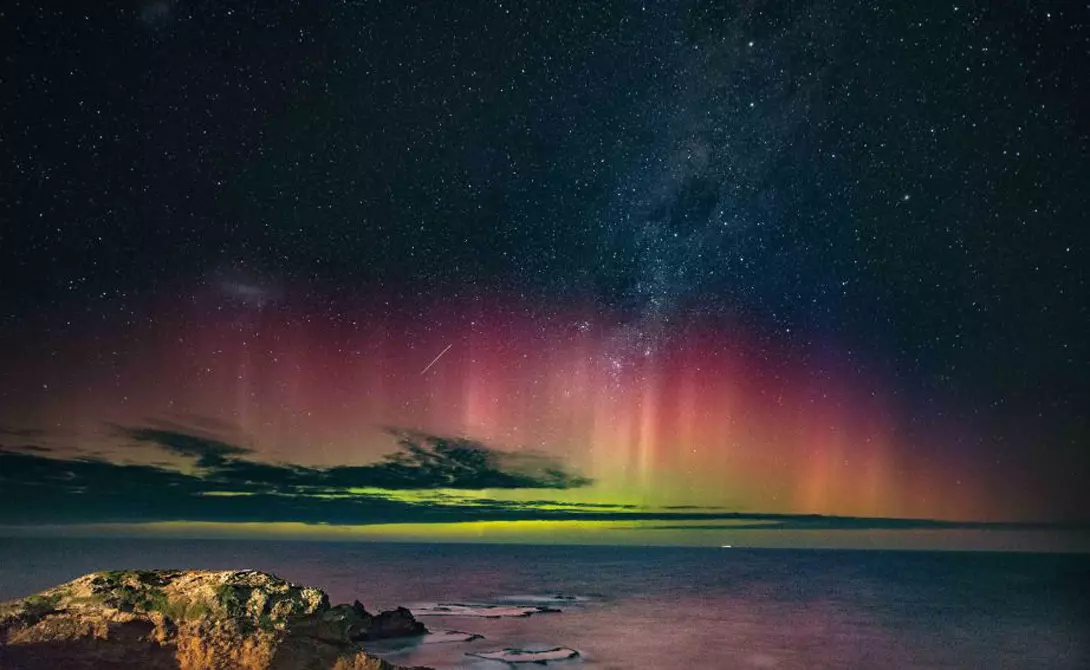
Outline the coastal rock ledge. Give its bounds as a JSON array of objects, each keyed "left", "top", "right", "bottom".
[{"left": 0, "top": 569, "right": 431, "bottom": 670}]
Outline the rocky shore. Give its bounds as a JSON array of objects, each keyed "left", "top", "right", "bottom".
[{"left": 0, "top": 569, "right": 431, "bottom": 670}]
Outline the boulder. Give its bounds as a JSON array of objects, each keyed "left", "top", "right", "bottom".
[
  {"left": 0, "top": 569, "right": 430, "bottom": 670},
  {"left": 356, "top": 608, "right": 426, "bottom": 641}
]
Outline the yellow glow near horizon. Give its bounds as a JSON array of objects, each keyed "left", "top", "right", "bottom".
[
  {"left": 196, "top": 486, "right": 664, "bottom": 511},
  {"left": 3, "top": 520, "right": 1086, "bottom": 553}
]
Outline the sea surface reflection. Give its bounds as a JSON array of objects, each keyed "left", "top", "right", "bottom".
[{"left": 0, "top": 539, "right": 1085, "bottom": 668}]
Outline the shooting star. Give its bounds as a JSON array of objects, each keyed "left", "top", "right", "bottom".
[{"left": 420, "top": 344, "right": 453, "bottom": 374}]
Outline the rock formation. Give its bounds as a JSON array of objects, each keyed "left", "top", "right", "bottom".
[{"left": 0, "top": 569, "right": 430, "bottom": 670}]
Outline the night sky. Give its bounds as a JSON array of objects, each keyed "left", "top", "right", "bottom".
[{"left": 1, "top": 1, "right": 1087, "bottom": 548}]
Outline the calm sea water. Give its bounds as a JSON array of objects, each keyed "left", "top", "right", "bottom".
[{"left": 0, "top": 538, "right": 1086, "bottom": 669}]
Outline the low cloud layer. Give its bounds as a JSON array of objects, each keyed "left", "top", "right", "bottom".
[
  {"left": 1, "top": 425, "right": 596, "bottom": 525},
  {"left": 122, "top": 426, "right": 252, "bottom": 467},
  {"left": 1, "top": 425, "right": 1083, "bottom": 532},
  {"left": 114, "top": 425, "right": 593, "bottom": 491}
]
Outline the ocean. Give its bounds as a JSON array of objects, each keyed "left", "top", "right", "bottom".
[{"left": 0, "top": 538, "right": 1086, "bottom": 669}]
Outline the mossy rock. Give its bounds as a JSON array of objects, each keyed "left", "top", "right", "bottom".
[{"left": 0, "top": 569, "right": 422, "bottom": 670}]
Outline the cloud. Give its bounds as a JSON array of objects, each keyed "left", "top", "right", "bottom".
[
  {"left": 0, "top": 443, "right": 50, "bottom": 453},
  {"left": 118, "top": 426, "right": 253, "bottom": 467},
  {"left": 0, "top": 424, "right": 597, "bottom": 524},
  {"left": 112, "top": 425, "right": 592, "bottom": 491},
  {"left": 0, "top": 427, "right": 45, "bottom": 438},
  {"left": 320, "top": 428, "right": 593, "bottom": 490},
  {"left": 628, "top": 515, "right": 1090, "bottom": 532},
  {"left": 0, "top": 448, "right": 605, "bottom": 526},
  {"left": 4, "top": 427, "right": 1083, "bottom": 531},
  {"left": 2, "top": 442, "right": 1082, "bottom": 531}
]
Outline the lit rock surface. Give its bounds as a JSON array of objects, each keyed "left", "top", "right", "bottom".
[
  {"left": 408, "top": 603, "right": 560, "bottom": 618},
  {"left": 467, "top": 647, "right": 580, "bottom": 663},
  {"left": 0, "top": 569, "right": 430, "bottom": 670}
]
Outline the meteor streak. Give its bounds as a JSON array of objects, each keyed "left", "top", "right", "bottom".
[{"left": 420, "top": 344, "right": 453, "bottom": 374}]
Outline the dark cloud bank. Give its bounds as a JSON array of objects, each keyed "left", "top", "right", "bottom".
[{"left": 0, "top": 426, "right": 1082, "bottom": 533}]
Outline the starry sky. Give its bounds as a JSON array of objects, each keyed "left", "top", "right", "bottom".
[{"left": 1, "top": 1, "right": 1087, "bottom": 549}]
